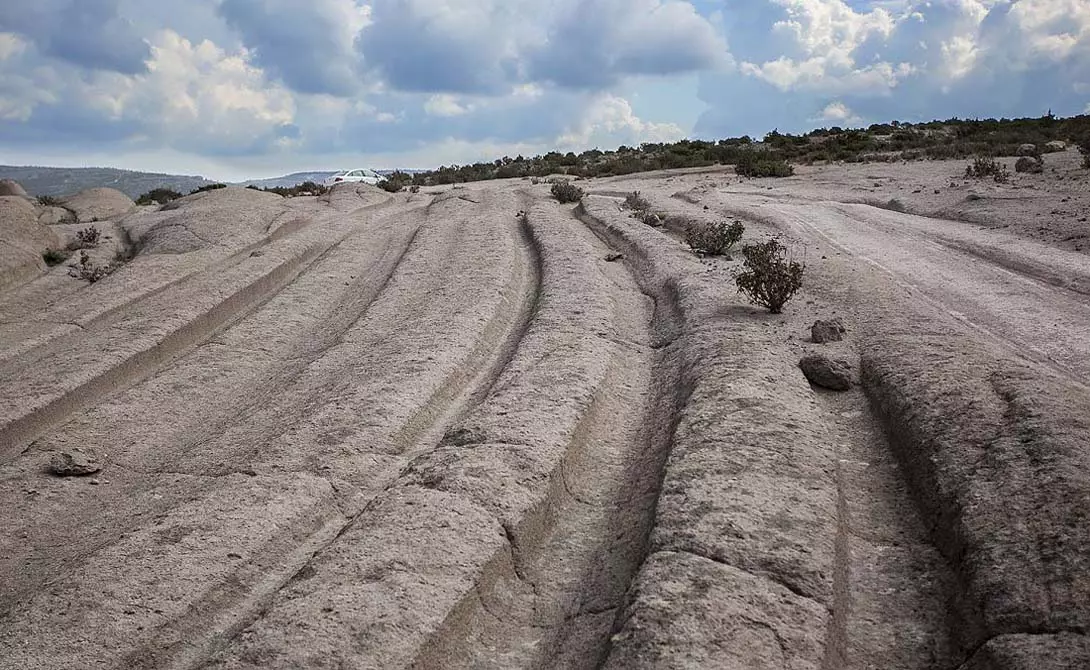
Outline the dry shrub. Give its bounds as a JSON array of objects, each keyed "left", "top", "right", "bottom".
[
  {"left": 551, "top": 181, "right": 584, "bottom": 203},
  {"left": 685, "top": 220, "right": 744, "bottom": 256},
  {"left": 965, "top": 157, "right": 1010, "bottom": 183},
  {"left": 623, "top": 191, "right": 650, "bottom": 211},
  {"left": 734, "top": 238, "right": 804, "bottom": 313}
]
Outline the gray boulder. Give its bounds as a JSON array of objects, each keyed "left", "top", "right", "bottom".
[
  {"left": 1017, "top": 143, "right": 1038, "bottom": 156},
  {"left": 1045, "top": 140, "right": 1066, "bottom": 152},
  {"left": 48, "top": 450, "right": 102, "bottom": 477},
  {"left": 799, "top": 354, "right": 853, "bottom": 391},
  {"left": 0, "top": 179, "right": 29, "bottom": 198},
  {"left": 811, "top": 318, "right": 846, "bottom": 343},
  {"left": 59, "top": 187, "right": 135, "bottom": 223}
]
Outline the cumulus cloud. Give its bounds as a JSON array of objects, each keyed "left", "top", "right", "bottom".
[
  {"left": 696, "top": 0, "right": 1090, "bottom": 138},
  {"left": 357, "top": 0, "right": 727, "bottom": 93},
  {"left": 556, "top": 93, "right": 685, "bottom": 147},
  {"left": 0, "top": 0, "right": 151, "bottom": 74},
  {"left": 0, "top": 0, "right": 1087, "bottom": 178},
  {"left": 219, "top": 0, "right": 370, "bottom": 96}
]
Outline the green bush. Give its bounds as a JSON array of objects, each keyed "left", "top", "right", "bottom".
[
  {"left": 189, "top": 183, "right": 227, "bottom": 195},
  {"left": 378, "top": 171, "right": 414, "bottom": 193},
  {"left": 42, "top": 248, "right": 70, "bottom": 266},
  {"left": 965, "top": 157, "right": 1010, "bottom": 183},
  {"left": 551, "top": 181, "right": 584, "bottom": 203},
  {"left": 735, "top": 153, "right": 794, "bottom": 178},
  {"left": 37, "top": 195, "right": 61, "bottom": 207},
  {"left": 734, "top": 238, "right": 804, "bottom": 313},
  {"left": 135, "top": 188, "right": 182, "bottom": 206},
  {"left": 686, "top": 221, "right": 745, "bottom": 256},
  {"left": 260, "top": 181, "right": 328, "bottom": 197}
]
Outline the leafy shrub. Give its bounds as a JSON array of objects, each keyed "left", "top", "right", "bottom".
[
  {"left": 68, "top": 251, "right": 113, "bottom": 283},
  {"left": 409, "top": 185, "right": 421, "bottom": 194},
  {"left": 1015, "top": 156, "right": 1044, "bottom": 173},
  {"left": 551, "top": 181, "right": 584, "bottom": 203},
  {"left": 42, "top": 248, "right": 69, "bottom": 266},
  {"left": 881, "top": 199, "right": 907, "bottom": 213},
  {"left": 378, "top": 171, "right": 414, "bottom": 193},
  {"left": 965, "top": 157, "right": 1010, "bottom": 183},
  {"left": 74, "top": 225, "right": 101, "bottom": 249},
  {"left": 734, "top": 238, "right": 804, "bottom": 313},
  {"left": 623, "top": 191, "right": 650, "bottom": 212},
  {"left": 135, "top": 188, "right": 182, "bottom": 206},
  {"left": 189, "top": 183, "right": 227, "bottom": 195},
  {"left": 685, "top": 221, "right": 745, "bottom": 256},
  {"left": 261, "top": 181, "right": 329, "bottom": 197},
  {"left": 37, "top": 195, "right": 60, "bottom": 207},
  {"left": 735, "top": 153, "right": 794, "bottom": 178}
]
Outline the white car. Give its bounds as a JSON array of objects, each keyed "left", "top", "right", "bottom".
[{"left": 325, "top": 169, "right": 382, "bottom": 186}]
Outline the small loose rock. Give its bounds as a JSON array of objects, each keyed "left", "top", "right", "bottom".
[
  {"left": 48, "top": 450, "right": 102, "bottom": 477},
  {"left": 811, "top": 319, "right": 847, "bottom": 344},
  {"left": 799, "top": 354, "right": 853, "bottom": 391},
  {"left": 605, "top": 253, "right": 625, "bottom": 262}
]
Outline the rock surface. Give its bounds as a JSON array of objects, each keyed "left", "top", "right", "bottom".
[
  {"left": 48, "top": 450, "right": 102, "bottom": 476},
  {"left": 0, "top": 179, "right": 29, "bottom": 198},
  {"left": 1017, "top": 143, "right": 1038, "bottom": 156},
  {"left": 811, "top": 318, "right": 846, "bottom": 343},
  {"left": 0, "top": 195, "right": 62, "bottom": 291},
  {"left": 799, "top": 353, "right": 853, "bottom": 390},
  {"left": 58, "top": 187, "right": 135, "bottom": 223}
]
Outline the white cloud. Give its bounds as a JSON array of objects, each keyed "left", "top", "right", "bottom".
[
  {"left": 557, "top": 94, "right": 685, "bottom": 148},
  {"left": 0, "top": 32, "right": 27, "bottom": 61},
  {"left": 424, "top": 94, "right": 471, "bottom": 117},
  {"left": 816, "top": 101, "right": 857, "bottom": 123}
]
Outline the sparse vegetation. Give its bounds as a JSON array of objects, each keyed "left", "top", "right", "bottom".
[
  {"left": 734, "top": 238, "right": 804, "bottom": 314},
  {"left": 1015, "top": 156, "right": 1044, "bottom": 174},
  {"left": 1077, "top": 136, "right": 1090, "bottom": 169},
  {"left": 735, "top": 152, "right": 794, "bottom": 178},
  {"left": 623, "top": 191, "right": 651, "bottom": 212},
  {"left": 372, "top": 114, "right": 1088, "bottom": 188},
  {"left": 74, "top": 226, "right": 101, "bottom": 249},
  {"left": 68, "top": 251, "right": 113, "bottom": 283},
  {"left": 37, "top": 195, "right": 61, "bottom": 207},
  {"left": 965, "top": 157, "right": 1010, "bottom": 183},
  {"left": 135, "top": 188, "right": 182, "bottom": 206},
  {"left": 551, "top": 181, "right": 584, "bottom": 204},
  {"left": 685, "top": 221, "right": 745, "bottom": 256},
  {"left": 637, "top": 210, "right": 663, "bottom": 226},
  {"left": 42, "top": 248, "right": 70, "bottom": 266},
  {"left": 378, "top": 171, "right": 414, "bottom": 193},
  {"left": 189, "top": 183, "right": 227, "bottom": 194},
  {"left": 259, "top": 181, "right": 328, "bottom": 197}
]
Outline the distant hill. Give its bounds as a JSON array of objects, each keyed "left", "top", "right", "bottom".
[
  {"left": 0, "top": 166, "right": 219, "bottom": 199},
  {"left": 0, "top": 165, "right": 429, "bottom": 199},
  {"left": 239, "top": 171, "right": 339, "bottom": 190}
]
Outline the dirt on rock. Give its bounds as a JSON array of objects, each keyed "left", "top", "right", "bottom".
[{"left": 1, "top": 157, "right": 1089, "bottom": 669}]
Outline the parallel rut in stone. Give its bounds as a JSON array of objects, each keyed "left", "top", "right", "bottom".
[
  {"left": 819, "top": 388, "right": 960, "bottom": 668},
  {"left": 448, "top": 207, "right": 680, "bottom": 670}
]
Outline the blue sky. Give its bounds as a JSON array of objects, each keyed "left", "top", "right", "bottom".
[{"left": 0, "top": 0, "right": 1087, "bottom": 180}]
